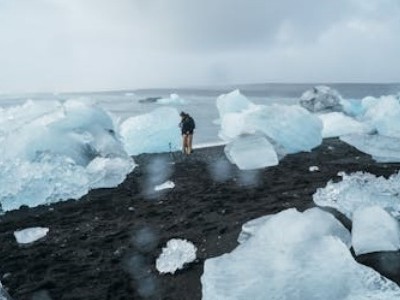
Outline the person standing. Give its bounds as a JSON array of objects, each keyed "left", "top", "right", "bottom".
[{"left": 179, "top": 111, "right": 195, "bottom": 155}]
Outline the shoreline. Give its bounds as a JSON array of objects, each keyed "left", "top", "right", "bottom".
[{"left": 0, "top": 138, "right": 400, "bottom": 299}]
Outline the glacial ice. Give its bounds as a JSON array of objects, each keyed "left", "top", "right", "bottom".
[
  {"left": 340, "top": 134, "right": 400, "bottom": 162},
  {"left": 309, "top": 166, "right": 320, "bottom": 172},
  {"left": 318, "top": 112, "right": 371, "bottom": 138},
  {"left": 0, "top": 281, "right": 12, "bottom": 300},
  {"left": 202, "top": 208, "right": 400, "bottom": 300},
  {"left": 361, "top": 95, "right": 400, "bottom": 138},
  {"left": 243, "top": 104, "right": 323, "bottom": 154},
  {"left": 352, "top": 206, "right": 400, "bottom": 256},
  {"left": 217, "top": 92, "right": 323, "bottom": 154},
  {"left": 0, "top": 99, "right": 134, "bottom": 212},
  {"left": 224, "top": 134, "right": 278, "bottom": 170},
  {"left": 313, "top": 171, "right": 400, "bottom": 220},
  {"left": 120, "top": 107, "right": 181, "bottom": 155},
  {"left": 157, "top": 93, "right": 186, "bottom": 105},
  {"left": 155, "top": 239, "right": 197, "bottom": 274},
  {"left": 216, "top": 89, "right": 253, "bottom": 119},
  {"left": 154, "top": 180, "right": 175, "bottom": 191},
  {"left": 299, "top": 86, "right": 343, "bottom": 113},
  {"left": 14, "top": 227, "right": 49, "bottom": 244}
]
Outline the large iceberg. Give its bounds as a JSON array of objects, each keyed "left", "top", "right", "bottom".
[
  {"left": 299, "top": 86, "right": 343, "bottom": 113},
  {"left": 313, "top": 171, "right": 400, "bottom": 219},
  {"left": 120, "top": 107, "right": 181, "bottom": 155},
  {"left": 352, "top": 206, "right": 400, "bottom": 256},
  {"left": 0, "top": 99, "right": 134, "bottom": 212},
  {"left": 224, "top": 134, "right": 279, "bottom": 170},
  {"left": 201, "top": 208, "right": 400, "bottom": 300},
  {"left": 341, "top": 134, "right": 400, "bottom": 162},
  {"left": 218, "top": 92, "right": 323, "bottom": 154}
]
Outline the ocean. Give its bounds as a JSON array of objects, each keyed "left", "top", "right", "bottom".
[{"left": 1, "top": 83, "right": 399, "bottom": 145}]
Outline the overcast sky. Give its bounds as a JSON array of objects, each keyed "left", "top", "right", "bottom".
[{"left": 0, "top": 0, "right": 399, "bottom": 92}]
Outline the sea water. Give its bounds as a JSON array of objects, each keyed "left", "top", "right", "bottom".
[{"left": 2, "top": 83, "right": 398, "bottom": 145}]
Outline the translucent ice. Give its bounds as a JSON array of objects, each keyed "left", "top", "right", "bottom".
[
  {"left": 352, "top": 206, "right": 400, "bottom": 256},
  {"left": 314, "top": 171, "right": 400, "bottom": 219},
  {"left": 154, "top": 180, "right": 175, "bottom": 191},
  {"left": 244, "top": 104, "right": 323, "bottom": 154},
  {"left": 120, "top": 107, "right": 181, "bottom": 155},
  {"left": 216, "top": 89, "right": 253, "bottom": 119},
  {"left": 14, "top": 227, "right": 49, "bottom": 244},
  {"left": 155, "top": 239, "right": 197, "bottom": 274},
  {"left": 219, "top": 103, "right": 322, "bottom": 154},
  {"left": 299, "top": 86, "right": 343, "bottom": 113},
  {"left": 224, "top": 134, "right": 278, "bottom": 170},
  {"left": 0, "top": 99, "right": 134, "bottom": 212},
  {"left": 201, "top": 208, "right": 400, "bottom": 300},
  {"left": 341, "top": 134, "right": 400, "bottom": 162},
  {"left": 0, "top": 281, "right": 12, "bottom": 300},
  {"left": 361, "top": 95, "right": 400, "bottom": 138},
  {"left": 318, "top": 112, "right": 371, "bottom": 138}
]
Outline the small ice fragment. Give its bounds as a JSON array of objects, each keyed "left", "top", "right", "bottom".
[
  {"left": 14, "top": 227, "right": 49, "bottom": 244},
  {"left": 309, "top": 166, "right": 319, "bottom": 172},
  {"left": 154, "top": 180, "right": 175, "bottom": 191},
  {"left": 156, "top": 239, "right": 197, "bottom": 274}
]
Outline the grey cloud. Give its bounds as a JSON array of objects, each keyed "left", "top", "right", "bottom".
[
  {"left": 132, "top": 0, "right": 354, "bottom": 51},
  {"left": 0, "top": 0, "right": 399, "bottom": 92}
]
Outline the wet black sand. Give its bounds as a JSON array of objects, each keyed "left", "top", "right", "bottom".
[{"left": 0, "top": 138, "right": 399, "bottom": 299}]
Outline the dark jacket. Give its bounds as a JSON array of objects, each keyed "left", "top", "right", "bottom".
[{"left": 181, "top": 116, "right": 195, "bottom": 134}]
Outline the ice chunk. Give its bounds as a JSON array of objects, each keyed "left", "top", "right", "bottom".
[
  {"left": 309, "top": 166, "right": 319, "bottom": 172},
  {"left": 157, "top": 93, "right": 186, "bottom": 105},
  {"left": 155, "top": 239, "right": 197, "bottom": 274},
  {"left": 237, "top": 215, "right": 271, "bottom": 244},
  {"left": 314, "top": 171, "right": 400, "bottom": 220},
  {"left": 352, "top": 206, "right": 400, "bottom": 256},
  {"left": 362, "top": 95, "right": 400, "bottom": 138},
  {"left": 86, "top": 157, "right": 136, "bottom": 189},
  {"left": 216, "top": 89, "right": 253, "bottom": 119},
  {"left": 299, "top": 86, "right": 343, "bottom": 113},
  {"left": 0, "top": 281, "right": 12, "bottom": 300},
  {"left": 154, "top": 180, "right": 175, "bottom": 191},
  {"left": 224, "top": 134, "right": 278, "bottom": 170},
  {"left": 202, "top": 208, "right": 400, "bottom": 300},
  {"left": 244, "top": 105, "right": 323, "bottom": 154},
  {"left": 318, "top": 112, "right": 371, "bottom": 138},
  {"left": 120, "top": 107, "right": 181, "bottom": 155},
  {"left": 217, "top": 90, "right": 323, "bottom": 154},
  {"left": 0, "top": 99, "right": 134, "bottom": 212},
  {"left": 14, "top": 227, "right": 49, "bottom": 244},
  {"left": 341, "top": 134, "right": 400, "bottom": 162}
]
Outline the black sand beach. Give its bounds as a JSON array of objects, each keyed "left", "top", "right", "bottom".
[{"left": 1, "top": 138, "right": 400, "bottom": 300}]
